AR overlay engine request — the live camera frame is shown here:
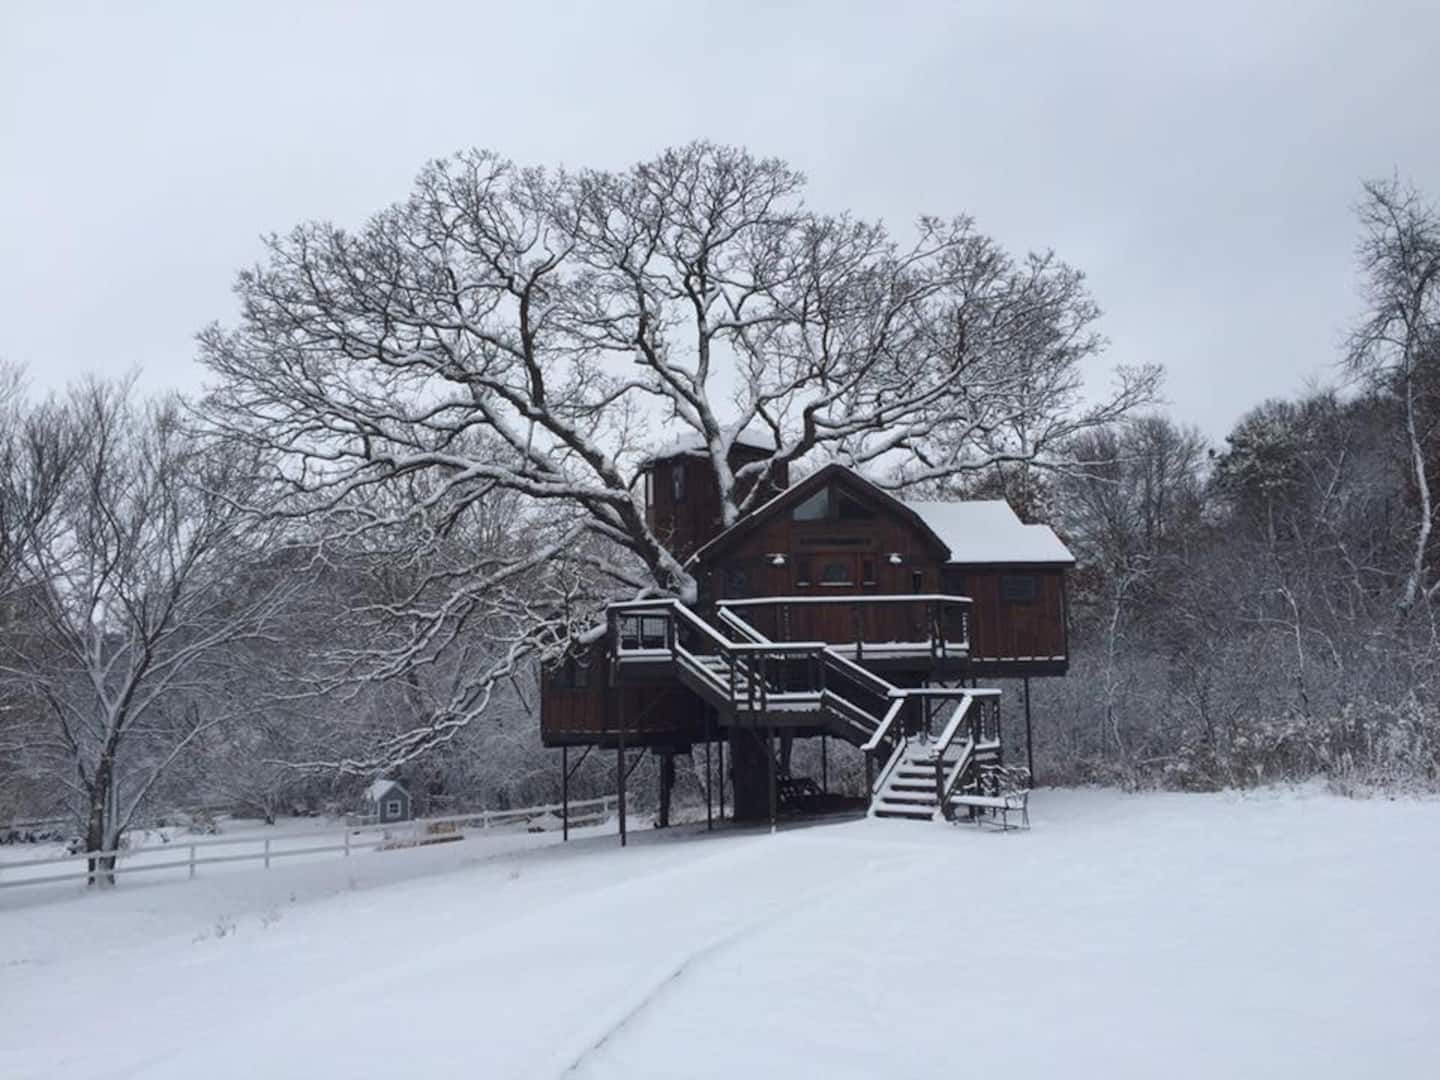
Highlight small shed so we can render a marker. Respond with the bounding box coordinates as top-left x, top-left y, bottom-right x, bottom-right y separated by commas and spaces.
363, 779, 412, 824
